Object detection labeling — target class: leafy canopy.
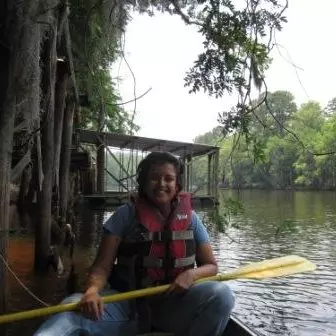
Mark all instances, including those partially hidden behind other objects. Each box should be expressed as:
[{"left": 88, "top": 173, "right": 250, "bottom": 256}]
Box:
[
  {"left": 69, "top": 0, "right": 288, "bottom": 137},
  {"left": 132, "top": 0, "right": 288, "bottom": 135}
]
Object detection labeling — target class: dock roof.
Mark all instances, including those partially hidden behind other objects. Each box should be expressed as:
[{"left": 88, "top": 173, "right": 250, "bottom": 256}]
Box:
[{"left": 77, "top": 129, "right": 219, "bottom": 157}]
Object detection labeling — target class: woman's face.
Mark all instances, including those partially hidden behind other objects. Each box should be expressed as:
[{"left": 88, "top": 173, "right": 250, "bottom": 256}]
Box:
[{"left": 145, "top": 163, "right": 178, "bottom": 206}]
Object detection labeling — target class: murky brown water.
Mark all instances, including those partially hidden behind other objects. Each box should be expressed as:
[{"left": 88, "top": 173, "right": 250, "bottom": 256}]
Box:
[{"left": 3, "top": 190, "right": 336, "bottom": 335}]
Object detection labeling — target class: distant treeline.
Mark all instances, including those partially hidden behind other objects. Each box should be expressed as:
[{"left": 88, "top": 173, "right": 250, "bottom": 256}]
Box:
[{"left": 192, "top": 91, "right": 336, "bottom": 190}]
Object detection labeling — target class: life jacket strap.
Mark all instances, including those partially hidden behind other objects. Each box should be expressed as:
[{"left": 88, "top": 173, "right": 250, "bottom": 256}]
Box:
[
  {"left": 122, "top": 230, "right": 194, "bottom": 243},
  {"left": 117, "top": 255, "right": 196, "bottom": 268},
  {"left": 132, "top": 230, "right": 194, "bottom": 242}
]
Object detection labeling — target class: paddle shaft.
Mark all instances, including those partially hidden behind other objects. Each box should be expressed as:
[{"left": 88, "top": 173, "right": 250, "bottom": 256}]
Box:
[
  {"left": 0, "top": 278, "right": 209, "bottom": 324},
  {"left": 0, "top": 272, "right": 245, "bottom": 324},
  {"left": 0, "top": 255, "right": 316, "bottom": 325}
]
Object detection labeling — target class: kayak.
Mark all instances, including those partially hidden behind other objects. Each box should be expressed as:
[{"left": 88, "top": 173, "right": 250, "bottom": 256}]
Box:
[
  {"left": 223, "top": 316, "right": 258, "bottom": 336},
  {"left": 140, "top": 316, "right": 258, "bottom": 336},
  {"left": 30, "top": 314, "right": 255, "bottom": 336}
]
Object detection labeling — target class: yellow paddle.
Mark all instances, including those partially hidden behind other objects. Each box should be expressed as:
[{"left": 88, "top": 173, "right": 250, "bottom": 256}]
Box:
[{"left": 0, "top": 255, "right": 316, "bottom": 325}]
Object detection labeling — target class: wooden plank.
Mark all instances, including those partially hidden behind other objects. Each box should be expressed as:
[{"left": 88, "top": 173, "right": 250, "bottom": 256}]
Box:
[{"left": 82, "top": 194, "right": 218, "bottom": 207}]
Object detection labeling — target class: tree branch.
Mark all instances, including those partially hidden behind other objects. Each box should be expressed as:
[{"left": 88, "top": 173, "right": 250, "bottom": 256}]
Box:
[
  {"left": 106, "top": 88, "right": 152, "bottom": 107},
  {"left": 169, "top": 0, "right": 201, "bottom": 26},
  {"left": 11, "top": 150, "right": 31, "bottom": 183}
]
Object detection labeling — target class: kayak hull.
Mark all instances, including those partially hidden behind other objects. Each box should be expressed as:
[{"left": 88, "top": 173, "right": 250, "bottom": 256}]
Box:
[
  {"left": 222, "top": 316, "right": 258, "bottom": 336},
  {"left": 140, "top": 316, "right": 257, "bottom": 336}
]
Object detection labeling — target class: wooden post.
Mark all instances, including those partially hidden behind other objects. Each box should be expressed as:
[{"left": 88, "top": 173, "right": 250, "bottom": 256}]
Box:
[
  {"left": 182, "top": 156, "right": 186, "bottom": 191},
  {"left": 105, "top": 145, "right": 107, "bottom": 192},
  {"left": 189, "top": 155, "right": 193, "bottom": 193},
  {"left": 135, "top": 147, "right": 139, "bottom": 190},
  {"left": 96, "top": 144, "right": 105, "bottom": 193},
  {"left": 96, "top": 98, "right": 105, "bottom": 193},
  {"left": 121, "top": 151, "right": 125, "bottom": 190},
  {"left": 186, "top": 155, "right": 191, "bottom": 192},
  {"left": 130, "top": 149, "right": 134, "bottom": 191},
  {"left": 212, "top": 153, "right": 215, "bottom": 197},
  {"left": 214, "top": 149, "right": 220, "bottom": 202},
  {"left": 207, "top": 153, "right": 212, "bottom": 196},
  {"left": 135, "top": 148, "right": 139, "bottom": 168},
  {"left": 119, "top": 151, "right": 122, "bottom": 192}
]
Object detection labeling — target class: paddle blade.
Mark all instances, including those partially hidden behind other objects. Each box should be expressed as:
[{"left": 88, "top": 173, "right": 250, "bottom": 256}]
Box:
[
  {"left": 238, "top": 259, "right": 316, "bottom": 279},
  {"left": 216, "top": 255, "right": 316, "bottom": 281}
]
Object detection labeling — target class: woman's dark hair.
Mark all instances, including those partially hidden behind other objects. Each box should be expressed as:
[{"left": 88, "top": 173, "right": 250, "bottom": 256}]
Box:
[{"left": 136, "top": 151, "right": 184, "bottom": 198}]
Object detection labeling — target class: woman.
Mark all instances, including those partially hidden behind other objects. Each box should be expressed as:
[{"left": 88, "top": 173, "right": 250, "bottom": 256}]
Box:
[{"left": 34, "top": 151, "right": 235, "bottom": 336}]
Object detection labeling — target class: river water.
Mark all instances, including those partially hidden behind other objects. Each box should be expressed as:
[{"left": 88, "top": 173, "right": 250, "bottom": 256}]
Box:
[{"left": 4, "top": 190, "right": 336, "bottom": 335}]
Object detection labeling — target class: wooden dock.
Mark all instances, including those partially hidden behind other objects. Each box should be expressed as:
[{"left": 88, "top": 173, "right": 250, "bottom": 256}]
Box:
[
  {"left": 74, "top": 129, "right": 220, "bottom": 206},
  {"left": 82, "top": 192, "right": 218, "bottom": 208}
]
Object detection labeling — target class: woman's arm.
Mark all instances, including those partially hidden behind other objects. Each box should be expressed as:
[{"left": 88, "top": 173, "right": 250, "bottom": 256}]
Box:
[
  {"left": 168, "top": 211, "right": 218, "bottom": 292},
  {"left": 191, "top": 210, "right": 218, "bottom": 279},
  {"left": 80, "top": 204, "right": 132, "bottom": 319},
  {"left": 84, "top": 203, "right": 131, "bottom": 294},
  {"left": 84, "top": 235, "right": 121, "bottom": 293},
  {"left": 80, "top": 235, "right": 121, "bottom": 320},
  {"left": 192, "top": 242, "right": 218, "bottom": 279}
]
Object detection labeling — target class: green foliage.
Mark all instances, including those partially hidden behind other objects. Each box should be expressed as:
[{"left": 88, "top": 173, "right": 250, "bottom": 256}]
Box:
[
  {"left": 130, "top": 0, "right": 288, "bottom": 136},
  {"left": 69, "top": 0, "right": 136, "bottom": 133},
  {"left": 194, "top": 126, "right": 222, "bottom": 145},
  {"left": 324, "top": 97, "right": 336, "bottom": 116},
  {"left": 183, "top": 1, "right": 286, "bottom": 98},
  {"left": 192, "top": 91, "right": 336, "bottom": 190},
  {"left": 206, "top": 195, "right": 244, "bottom": 233},
  {"left": 252, "top": 91, "right": 297, "bottom": 136},
  {"left": 68, "top": 0, "right": 289, "bottom": 136},
  {"left": 275, "top": 219, "right": 299, "bottom": 236},
  {"left": 66, "top": 0, "right": 289, "bottom": 138}
]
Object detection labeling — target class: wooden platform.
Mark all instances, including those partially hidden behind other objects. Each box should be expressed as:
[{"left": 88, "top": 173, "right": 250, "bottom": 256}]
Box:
[
  {"left": 77, "top": 129, "right": 219, "bottom": 158},
  {"left": 82, "top": 192, "right": 218, "bottom": 208}
]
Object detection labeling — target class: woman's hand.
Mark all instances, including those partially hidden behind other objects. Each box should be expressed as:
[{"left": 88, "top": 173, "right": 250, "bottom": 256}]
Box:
[
  {"left": 166, "top": 243, "right": 218, "bottom": 295},
  {"left": 79, "top": 287, "right": 104, "bottom": 321},
  {"left": 167, "top": 269, "right": 195, "bottom": 294}
]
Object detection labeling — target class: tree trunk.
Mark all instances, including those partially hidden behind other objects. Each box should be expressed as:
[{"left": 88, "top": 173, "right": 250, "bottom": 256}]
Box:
[
  {"left": 0, "top": 1, "right": 13, "bottom": 316},
  {"left": 27, "top": 130, "right": 44, "bottom": 208},
  {"left": 17, "top": 163, "right": 33, "bottom": 217},
  {"left": 11, "top": 149, "right": 31, "bottom": 183},
  {"left": 36, "top": 129, "right": 44, "bottom": 191},
  {"left": 59, "top": 100, "right": 75, "bottom": 225},
  {"left": 35, "top": 12, "right": 58, "bottom": 273},
  {"left": 0, "top": 0, "right": 42, "bottom": 315},
  {"left": 54, "top": 64, "right": 69, "bottom": 176},
  {"left": 53, "top": 62, "right": 69, "bottom": 218}
]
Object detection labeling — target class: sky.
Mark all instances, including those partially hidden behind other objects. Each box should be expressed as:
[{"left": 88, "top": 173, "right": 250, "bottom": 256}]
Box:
[{"left": 111, "top": 1, "right": 336, "bottom": 143}]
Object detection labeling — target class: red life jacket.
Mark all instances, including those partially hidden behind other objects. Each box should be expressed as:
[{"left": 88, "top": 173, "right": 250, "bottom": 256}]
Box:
[{"left": 114, "top": 192, "right": 196, "bottom": 289}]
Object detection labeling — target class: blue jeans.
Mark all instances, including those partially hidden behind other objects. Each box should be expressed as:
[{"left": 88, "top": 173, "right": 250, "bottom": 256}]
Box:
[{"left": 33, "top": 281, "right": 235, "bottom": 336}]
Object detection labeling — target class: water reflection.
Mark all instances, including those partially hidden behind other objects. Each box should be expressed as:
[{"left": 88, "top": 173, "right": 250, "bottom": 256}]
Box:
[
  {"left": 212, "top": 190, "right": 336, "bottom": 336},
  {"left": 5, "top": 190, "right": 336, "bottom": 335}
]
